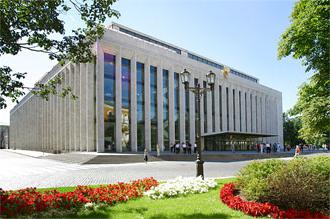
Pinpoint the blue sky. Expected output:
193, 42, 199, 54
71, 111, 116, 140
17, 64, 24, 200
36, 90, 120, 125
0, 0, 310, 125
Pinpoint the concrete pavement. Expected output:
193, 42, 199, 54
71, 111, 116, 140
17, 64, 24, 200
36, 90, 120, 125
0, 150, 328, 190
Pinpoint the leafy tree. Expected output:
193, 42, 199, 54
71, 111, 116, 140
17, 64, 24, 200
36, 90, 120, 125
282, 112, 304, 146
278, 0, 330, 144
0, 0, 120, 109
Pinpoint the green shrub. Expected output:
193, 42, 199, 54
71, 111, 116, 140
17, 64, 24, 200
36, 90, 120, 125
237, 159, 284, 201
265, 156, 330, 214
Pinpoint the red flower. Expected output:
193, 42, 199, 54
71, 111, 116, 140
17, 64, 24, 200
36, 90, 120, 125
0, 177, 158, 218
219, 183, 329, 219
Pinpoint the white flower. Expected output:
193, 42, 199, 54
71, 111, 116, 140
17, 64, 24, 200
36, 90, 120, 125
144, 176, 217, 199
84, 202, 94, 210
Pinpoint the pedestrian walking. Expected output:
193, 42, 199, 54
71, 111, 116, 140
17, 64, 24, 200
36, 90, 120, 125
266, 143, 271, 154
143, 148, 148, 164
294, 145, 301, 157
194, 143, 197, 153
187, 142, 192, 154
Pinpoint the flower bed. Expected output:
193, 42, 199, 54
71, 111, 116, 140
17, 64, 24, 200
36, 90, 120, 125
220, 183, 329, 219
0, 177, 158, 218
144, 176, 217, 199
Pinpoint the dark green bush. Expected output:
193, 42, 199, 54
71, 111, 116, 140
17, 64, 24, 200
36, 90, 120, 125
265, 156, 330, 214
237, 159, 284, 201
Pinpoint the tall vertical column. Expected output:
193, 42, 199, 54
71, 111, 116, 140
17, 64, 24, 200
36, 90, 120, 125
277, 95, 283, 145
214, 80, 220, 132
86, 62, 95, 151
64, 69, 69, 152
235, 88, 240, 132
130, 55, 137, 152
271, 96, 276, 141
221, 83, 227, 131
265, 95, 269, 135
261, 94, 266, 134
251, 91, 256, 133
228, 86, 234, 131
257, 94, 262, 134
179, 68, 185, 143
48, 92, 52, 151
57, 73, 62, 152
115, 50, 122, 152
273, 97, 278, 143
189, 75, 195, 146
241, 89, 246, 133
254, 93, 258, 133
56, 71, 66, 152
270, 96, 274, 140
168, 67, 175, 146
246, 90, 251, 133
206, 85, 212, 133
95, 42, 104, 152
157, 62, 164, 150
144, 59, 151, 151
200, 78, 205, 134
74, 64, 81, 151
69, 64, 75, 151
80, 63, 87, 151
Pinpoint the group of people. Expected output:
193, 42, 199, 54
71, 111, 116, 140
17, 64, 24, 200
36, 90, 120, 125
170, 142, 197, 154
256, 142, 283, 154
143, 142, 198, 164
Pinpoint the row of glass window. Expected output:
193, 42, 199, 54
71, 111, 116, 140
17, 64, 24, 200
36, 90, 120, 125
103, 53, 187, 151
104, 53, 265, 152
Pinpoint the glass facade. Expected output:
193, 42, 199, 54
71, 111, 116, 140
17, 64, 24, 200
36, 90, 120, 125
163, 69, 169, 150
137, 62, 145, 151
104, 53, 116, 151
174, 73, 180, 143
121, 58, 131, 151
150, 66, 157, 150
103, 55, 264, 152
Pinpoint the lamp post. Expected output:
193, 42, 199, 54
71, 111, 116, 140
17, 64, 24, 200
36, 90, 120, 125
180, 69, 216, 179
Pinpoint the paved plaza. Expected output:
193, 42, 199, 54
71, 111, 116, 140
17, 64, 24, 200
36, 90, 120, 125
0, 150, 328, 190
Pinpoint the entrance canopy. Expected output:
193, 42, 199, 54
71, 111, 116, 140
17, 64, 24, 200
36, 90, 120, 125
201, 131, 277, 151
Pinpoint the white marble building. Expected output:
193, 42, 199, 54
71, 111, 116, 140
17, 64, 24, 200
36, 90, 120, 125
9, 23, 283, 153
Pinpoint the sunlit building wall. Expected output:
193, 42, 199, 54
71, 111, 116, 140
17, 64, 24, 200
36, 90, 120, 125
10, 23, 283, 153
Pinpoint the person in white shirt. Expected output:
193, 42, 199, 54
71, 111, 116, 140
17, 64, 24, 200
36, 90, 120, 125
182, 142, 187, 154
175, 143, 180, 153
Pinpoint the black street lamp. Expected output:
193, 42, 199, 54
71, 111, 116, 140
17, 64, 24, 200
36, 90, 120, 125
180, 68, 216, 179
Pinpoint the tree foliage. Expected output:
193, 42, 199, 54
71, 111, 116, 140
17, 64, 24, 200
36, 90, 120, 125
278, 0, 330, 144
0, 0, 119, 109
282, 112, 303, 146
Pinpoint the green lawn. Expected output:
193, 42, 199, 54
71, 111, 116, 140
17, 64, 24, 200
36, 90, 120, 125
36, 178, 267, 219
